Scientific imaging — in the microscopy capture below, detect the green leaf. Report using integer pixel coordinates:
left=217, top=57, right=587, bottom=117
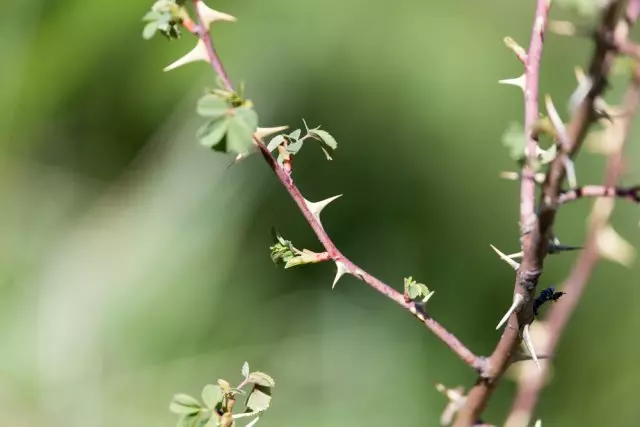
left=170, top=394, right=202, bottom=415
left=288, top=129, right=302, bottom=140
left=502, top=122, right=526, bottom=162
left=267, top=135, right=285, bottom=152
left=178, top=412, right=208, bottom=427
left=202, top=385, right=222, bottom=410
left=142, top=22, right=159, bottom=40
left=247, top=372, right=275, bottom=388
left=286, top=139, right=304, bottom=154
left=197, top=118, right=230, bottom=149
left=197, top=95, right=230, bottom=119
left=142, top=11, right=163, bottom=21
left=226, top=107, right=258, bottom=155
left=309, top=129, right=337, bottom=150
left=309, top=129, right=337, bottom=160
left=242, top=362, right=250, bottom=378
left=245, top=385, right=272, bottom=413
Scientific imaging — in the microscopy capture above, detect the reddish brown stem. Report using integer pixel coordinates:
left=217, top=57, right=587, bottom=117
left=189, top=0, right=483, bottom=372
left=507, top=44, right=640, bottom=427
left=455, top=1, right=636, bottom=425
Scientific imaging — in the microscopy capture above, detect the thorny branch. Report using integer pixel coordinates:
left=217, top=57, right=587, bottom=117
left=455, top=1, right=639, bottom=425
left=507, top=37, right=640, bottom=427
left=190, top=0, right=484, bottom=373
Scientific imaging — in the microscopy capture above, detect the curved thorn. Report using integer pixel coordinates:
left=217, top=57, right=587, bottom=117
left=163, top=40, right=209, bottom=72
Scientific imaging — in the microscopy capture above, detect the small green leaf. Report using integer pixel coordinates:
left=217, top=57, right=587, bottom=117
left=202, top=385, right=222, bottom=410
left=197, top=118, right=230, bottom=149
left=309, top=129, right=337, bottom=150
left=245, top=385, right=272, bottom=413
left=288, top=129, right=302, bottom=140
left=226, top=107, right=259, bottom=155
left=242, top=362, right=250, bottom=378
left=286, top=139, right=304, bottom=154
left=502, top=122, right=526, bottom=162
left=197, top=95, right=229, bottom=119
left=247, top=372, right=275, bottom=388
left=267, top=135, right=285, bottom=152
left=170, top=394, right=202, bottom=415
left=143, top=22, right=159, bottom=39
left=142, top=11, right=163, bottom=22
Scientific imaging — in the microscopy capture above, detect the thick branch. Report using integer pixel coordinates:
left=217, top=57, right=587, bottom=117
left=455, top=1, right=636, bottom=425
left=507, top=41, right=640, bottom=427
left=190, top=0, right=483, bottom=372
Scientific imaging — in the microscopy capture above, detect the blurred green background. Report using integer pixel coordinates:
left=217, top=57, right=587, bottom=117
left=2, top=1, right=639, bottom=426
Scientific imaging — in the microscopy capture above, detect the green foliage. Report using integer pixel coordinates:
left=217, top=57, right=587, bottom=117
left=142, top=1, right=187, bottom=40
left=502, top=122, right=558, bottom=170
left=196, top=92, right=259, bottom=156
left=269, top=230, right=326, bottom=268
left=403, top=277, right=434, bottom=307
left=556, top=0, right=606, bottom=16
left=169, top=362, right=274, bottom=427
left=267, top=120, right=338, bottom=166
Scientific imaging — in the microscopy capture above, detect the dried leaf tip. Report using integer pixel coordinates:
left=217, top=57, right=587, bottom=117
left=164, top=39, right=209, bottom=72
left=503, top=37, right=527, bottom=62
left=490, top=244, right=521, bottom=270
left=496, top=293, right=524, bottom=330
left=196, top=1, right=237, bottom=29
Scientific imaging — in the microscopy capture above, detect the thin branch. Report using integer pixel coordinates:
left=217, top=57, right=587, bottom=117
left=506, top=43, right=640, bottom=427
left=189, top=0, right=484, bottom=373
left=455, top=1, right=636, bottom=425
left=559, top=184, right=640, bottom=204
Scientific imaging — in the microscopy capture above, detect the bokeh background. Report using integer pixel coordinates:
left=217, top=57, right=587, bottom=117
left=2, top=1, right=640, bottom=426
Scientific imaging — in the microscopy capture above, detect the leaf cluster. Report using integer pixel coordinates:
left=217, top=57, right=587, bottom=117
left=196, top=86, right=259, bottom=156
left=266, top=120, right=337, bottom=167
left=169, top=362, right=274, bottom=427
left=142, top=0, right=187, bottom=40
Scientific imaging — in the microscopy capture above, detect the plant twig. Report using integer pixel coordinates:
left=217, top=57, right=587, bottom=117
left=506, top=48, right=640, bottom=427
left=455, top=1, right=637, bottom=425
left=189, top=0, right=484, bottom=373
left=559, top=184, right=640, bottom=204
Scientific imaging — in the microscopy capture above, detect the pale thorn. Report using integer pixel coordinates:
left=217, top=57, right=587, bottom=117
left=534, top=420, right=542, bottom=427
left=522, top=323, right=540, bottom=371
left=304, top=195, right=343, bottom=221
left=500, top=171, right=520, bottom=181
left=332, top=261, right=348, bottom=289
left=544, top=95, right=570, bottom=148
left=563, top=156, right=578, bottom=189
left=499, top=171, right=546, bottom=184
left=507, top=251, right=524, bottom=259
left=163, top=39, right=209, bottom=72
left=254, top=126, right=289, bottom=140
left=596, top=224, right=636, bottom=267
left=498, top=74, right=526, bottom=91
left=496, top=293, right=524, bottom=330
left=549, top=20, right=577, bottom=36
left=196, top=1, right=237, bottom=28
left=569, top=67, right=592, bottom=114
left=490, top=244, right=521, bottom=270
